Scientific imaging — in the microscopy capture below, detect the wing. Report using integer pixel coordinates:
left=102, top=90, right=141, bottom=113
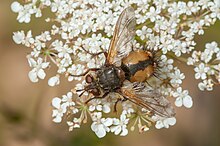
left=121, top=81, right=175, bottom=118
left=106, top=7, right=136, bottom=66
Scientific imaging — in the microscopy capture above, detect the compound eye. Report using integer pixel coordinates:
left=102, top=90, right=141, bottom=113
left=91, top=88, right=100, bottom=96
left=86, top=74, right=93, bottom=83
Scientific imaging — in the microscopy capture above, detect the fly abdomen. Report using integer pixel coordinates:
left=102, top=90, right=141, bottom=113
left=121, top=50, right=155, bottom=82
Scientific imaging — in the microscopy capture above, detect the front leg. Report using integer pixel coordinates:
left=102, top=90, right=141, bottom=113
left=69, top=68, right=99, bottom=77
left=85, top=92, right=109, bottom=104
left=80, top=46, right=107, bottom=58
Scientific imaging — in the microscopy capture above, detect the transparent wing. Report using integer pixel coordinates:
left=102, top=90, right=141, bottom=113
left=121, top=81, right=175, bottom=118
left=107, top=7, right=136, bottom=66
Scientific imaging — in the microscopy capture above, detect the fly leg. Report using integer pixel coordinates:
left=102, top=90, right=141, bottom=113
left=113, top=98, right=121, bottom=113
left=85, top=92, right=109, bottom=104
left=113, top=93, right=128, bottom=113
left=131, top=42, right=135, bottom=51
left=69, top=68, right=99, bottom=77
left=80, top=46, right=107, bottom=58
left=145, top=80, right=153, bottom=88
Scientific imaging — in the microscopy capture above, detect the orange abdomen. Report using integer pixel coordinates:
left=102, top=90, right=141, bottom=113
left=121, top=50, right=155, bottom=82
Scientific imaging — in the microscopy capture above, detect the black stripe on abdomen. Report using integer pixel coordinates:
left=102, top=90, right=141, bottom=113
left=121, top=59, right=153, bottom=79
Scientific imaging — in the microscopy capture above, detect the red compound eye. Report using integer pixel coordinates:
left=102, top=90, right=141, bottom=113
left=85, top=74, right=93, bottom=83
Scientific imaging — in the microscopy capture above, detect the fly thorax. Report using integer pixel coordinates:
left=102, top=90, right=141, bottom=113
left=97, top=66, right=124, bottom=91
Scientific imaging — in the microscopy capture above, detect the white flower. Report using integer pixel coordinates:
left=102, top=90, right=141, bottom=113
left=73, top=81, right=88, bottom=96
left=187, top=51, right=201, bottom=65
left=101, top=37, right=110, bottom=50
left=160, top=55, right=174, bottom=72
left=17, top=4, right=33, bottom=23
left=198, top=79, right=214, bottom=91
left=13, top=31, right=25, bottom=44
left=27, top=57, right=49, bottom=83
left=173, top=87, right=193, bottom=108
left=110, top=114, right=129, bottom=136
left=67, top=118, right=81, bottom=131
left=146, top=6, right=161, bottom=22
left=136, top=26, right=152, bottom=40
left=56, top=44, right=73, bottom=58
left=52, top=97, right=67, bottom=123
left=205, top=41, right=219, bottom=53
left=159, top=33, right=174, bottom=54
left=13, top=30, right=34, bottom=47
left=48, top=75, right=60, bottom=86
left=154, top=117, right=176, bottom=129
left=170, top=68, right=185, bottom=86
left=89, top=99, right=111, bottom=113
left=67, top=64, right=85, bottom=81
left=91, top=112, right=113, bottom=138
left=38, top=31, right=51, bottom=42
left=59, top=55, right=72, bottom=68
left=122, top=102, right=134, bottom=115
left=194, top=63, right=209, bottom=80
left=61, top=92, right=75, bottom=107
left=201, top=49, right=213, bottom=63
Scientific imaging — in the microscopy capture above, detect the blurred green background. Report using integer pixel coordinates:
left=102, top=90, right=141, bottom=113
left=0, top=1, right=220, bottom=146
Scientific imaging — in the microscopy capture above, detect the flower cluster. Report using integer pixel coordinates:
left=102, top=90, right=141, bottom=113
left=12, top=0, right=220, bottom=138
left=188, top=41, right=220, bottom=91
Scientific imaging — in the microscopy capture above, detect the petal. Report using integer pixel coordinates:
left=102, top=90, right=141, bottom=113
left=120, top=114, right=126, bottom=121
left=168, top=117, right=176, bottom=126
left=113, top=119, right=120, bottom=125
left=163, top=120, right=170, bottom=128
left=52, top=97, right=61, bottom=109
left=91, top=122, right=97, bottom=132
left=96, top=105, right=102, bottom=111
left=89, top=105, right=95, bottom=112
left=103, top=105, right=111, bottom=113
left=67, top=92, right=72, bottom=97
left=175, top=97, right=183, bottom=107
left=28, top=70, right=38, bottom=82
left=120, top=128, right=128, bottom=136
left=103, top=118, right=113, bottom=127
left=195, top=73, right=200, bottom=79
left=114, top=126, right=121, bottom=135
left=155, top=121, right=164, bottom=129
left=27, top=58, right=36, bottom=67
left=96, top=112, right=102, bottom=119
left=26, top=30, right=32, bottom=38
left=110, top=126, right=117, bottom=132
left=61, top=103, right=67, bottom=113
left=183, top=96, right=193, bottom=108
left=48, top=76, right=60, bottom=86
left=36, top=58, right=43, bottom=65
left=53, top=116, right=62, bottom=123
left=52, top=110, right=58, bottom=117
left=41, top=62, right=49, bottom=69
left=37, top=69, right=46, bottom=79
left=95, top=124, right=106, bottom=138
left=61, top=95, right=67, bottom=101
